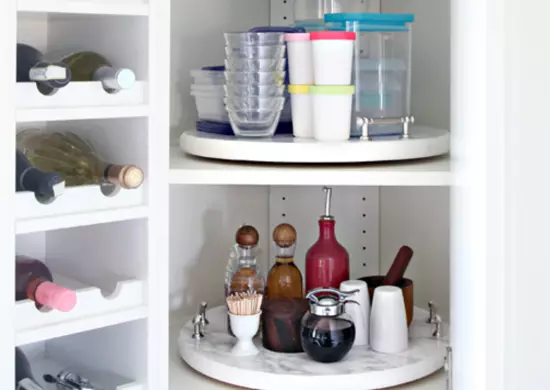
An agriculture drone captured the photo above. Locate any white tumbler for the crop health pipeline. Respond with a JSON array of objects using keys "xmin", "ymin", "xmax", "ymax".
[
  {"xmin": 340, "ymin": 280, "xmax": 369, "ymax": 347},
  {"xmin": 370, "ymin": 286, "xmax": 408, "ymax": 353}
]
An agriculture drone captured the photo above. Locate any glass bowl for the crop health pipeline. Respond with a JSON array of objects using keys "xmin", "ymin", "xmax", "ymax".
[
  {"xmin": 225, "ymin": 96, "xmax": 285, "ymax": 112},
  {"xmin": 225, "ymin": 45, "xmax": 286, "ymax": 59},
  {"xmin": 224, "ymin": 32, "xmax": 285, "ymax": 47},
  {"xmin": 224, "ymin": 71, "xmax": 285, "ymax": 86},
  {"xmin": 224, "ymin": 84, "xmax": 285, "ymax": 98},
  {"xmin": 224, "ymin": 58, "xmax": 286, "ymax": 72},
  {"xmin": 227, "ymin": 107, "xmax": 284, "ymax": 138}
]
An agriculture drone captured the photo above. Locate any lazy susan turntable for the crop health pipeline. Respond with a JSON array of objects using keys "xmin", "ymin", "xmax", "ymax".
[{"xmin": 178, "ymin": 306, "xmax": 448, "ymax": 390}]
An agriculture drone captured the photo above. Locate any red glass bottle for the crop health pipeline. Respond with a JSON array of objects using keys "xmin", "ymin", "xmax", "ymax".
[{"xmin": 305, "ymin": 188, "xmax": 349, "ymax": 292}]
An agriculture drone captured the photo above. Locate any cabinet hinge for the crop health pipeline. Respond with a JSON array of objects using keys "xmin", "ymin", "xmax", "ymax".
[{"xmin": 444, "ymin": 346, "xmax": 453, "ymax": 390}]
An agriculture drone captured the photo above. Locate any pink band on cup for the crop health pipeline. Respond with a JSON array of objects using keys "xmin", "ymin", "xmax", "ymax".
[{"xmin": 284, "ymin": 33, "xmax": 311, "ymax": 42}]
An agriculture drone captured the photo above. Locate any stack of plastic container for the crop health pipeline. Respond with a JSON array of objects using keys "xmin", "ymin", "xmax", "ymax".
[
  {"xmin": 286, "ymin": 31, "xmax": 356, "ymax": 141},
  {"xmin": 223, "ymin": 33, "xmax": 287, "ymax": 137},
  {"xmin": 190, "ymin": 66, "xmax": 228, "ymax": 124}
]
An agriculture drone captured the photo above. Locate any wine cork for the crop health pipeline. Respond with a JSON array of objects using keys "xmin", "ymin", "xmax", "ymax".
[
  {"xmin": 273, "ymin": 223, "xmax": 297, "ymax": 248},
  {"xmin": 107, "ymin": 164, "xmax": 144, "ymax": 189},
  {"xmin": 236, "ymin": 225, "xmax": 259, "ymax": 247}
]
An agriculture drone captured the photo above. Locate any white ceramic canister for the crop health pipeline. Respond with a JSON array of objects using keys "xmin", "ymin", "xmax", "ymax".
[
  {"xmin": 310, "ymin": 31, "xmax": 356, "ymax": 85},
  {"xmin": 310, "ymin": 85, "xmax": 355, "ymax": 141},
  {"xmin": 289, "ymin": 84, "xmax": 313, "ymax": 138},
  {"xmin": 284, "ymin": 33, "xmax": 313, "ymax": 85}
]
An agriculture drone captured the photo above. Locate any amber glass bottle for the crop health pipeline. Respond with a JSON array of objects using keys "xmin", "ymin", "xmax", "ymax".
[{"xmin": 266, "ymin": 223, "xmax": 303, "ymax": 300}]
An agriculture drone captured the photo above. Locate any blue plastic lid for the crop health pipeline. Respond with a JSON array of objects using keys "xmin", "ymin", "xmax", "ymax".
[{"xmin": 325, "ymin": 13, "xmax": 415, "ymax": 25}]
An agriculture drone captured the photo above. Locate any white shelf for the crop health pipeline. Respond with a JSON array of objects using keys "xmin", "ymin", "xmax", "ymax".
[
  {"xmin": 16, "ymin": 185, "xmax": 145, "ymax": 220},
  {"xmin": 17, "ymin": 105, "xmax": 149, "ymax": 123},
  {"xmin": 16, "ymin": 273, "xmax": 145, "ymax": 345},
  {"xmin": 17, "ymin": 0, "xmax": 149, "ymax": 16},
  {"xmin": 170, "ymin": 146, "xmax": 451, "ymax": 186},
  {"xmin": 16, "ymin": 81, "xmax": 148, "ymax": 110},
  {"xmin": 16, "ymin": 205, "xmax": 149, "ymax": 234},
  {"xmin": 30, "ymin": 354, "xmax": 143, "ymax": 390}
]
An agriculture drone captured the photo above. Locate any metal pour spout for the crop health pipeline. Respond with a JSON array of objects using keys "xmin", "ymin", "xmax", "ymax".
[{"xmin": 323, "ymin": 187, "xmax": 333, "ymax": 218}]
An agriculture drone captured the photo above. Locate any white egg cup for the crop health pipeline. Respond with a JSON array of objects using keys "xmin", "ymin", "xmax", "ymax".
[{"xmin": 228, "ymin": 311, "xmax": 261, "ymax": 357}]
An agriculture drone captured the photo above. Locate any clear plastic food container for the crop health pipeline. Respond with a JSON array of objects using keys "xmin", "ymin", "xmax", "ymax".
[
  {"xmin": 325, "ymin": 13, "xmax": 414, "ymax": 136},
  {"xmin": 191, "ymin": 68, "xmax": 225, "ymax": 85},
  {"xmin": 294, "ymin": 0, "xmax": 370, "ymax": 31}
]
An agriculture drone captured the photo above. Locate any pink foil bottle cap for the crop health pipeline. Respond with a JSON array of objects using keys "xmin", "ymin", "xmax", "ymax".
[{"xmin": 35, "ymin": 281, "xmax": 77, "ymax": 312}]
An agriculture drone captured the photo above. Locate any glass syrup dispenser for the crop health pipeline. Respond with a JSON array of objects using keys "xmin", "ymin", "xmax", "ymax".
[
  {"xmin": 301, "ymin": 287, "xmax": 358, "ymax": 363},
  {"xmin": 305, "ymin": 187, "xmax": 350, "ymax": 292}
]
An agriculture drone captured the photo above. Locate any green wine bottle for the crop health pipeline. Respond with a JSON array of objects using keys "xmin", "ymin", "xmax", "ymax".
[
  {"xmin": 17, "ymin": 130, "xmax": 144, "ymax": 189},
  {"xmin": 59, "ymin": 51, "xmax": 135, "ymax": 92}
]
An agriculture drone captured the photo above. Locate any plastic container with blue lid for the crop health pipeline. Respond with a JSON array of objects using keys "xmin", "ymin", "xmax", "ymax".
[
  {"xmin": 325, "ymin": 13, "xmax": 415, "ymax": 137},
  {"xmin": 293, "ymin": 0, "xmax": 370, "ymax": 32}
]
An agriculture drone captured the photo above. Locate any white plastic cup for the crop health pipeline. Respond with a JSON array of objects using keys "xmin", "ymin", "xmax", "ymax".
[
  {"xmin": 289, "ymin": 84, "xmax": 313, "ymax": 138},
  {"xmin": 310, "ymin": 85, "xmax": 355, "ymax": 141},
  {"xmin": 370, "ymin": 286, "xmax": 408, "ymax": 354},
  {"xmin": 285, "ymin": 33, "xmax": 313, "ymax": 85},
  {"xmin": 310, "ymin": 31, "xmax": 356, "ymax": 85},
  {"xmin": 340, "ymin": 280, "xmax": 369, "ymax": 347}
]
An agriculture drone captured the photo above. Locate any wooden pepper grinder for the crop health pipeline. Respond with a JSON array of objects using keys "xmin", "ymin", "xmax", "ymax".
[{"xmin": 266, "ymin": 223, "xmax": 303, "ymax": 300}]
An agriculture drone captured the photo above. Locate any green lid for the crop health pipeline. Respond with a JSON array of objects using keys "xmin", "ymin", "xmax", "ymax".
[{"xmin": 309, "ymin": 85, "xmax": 355, "ymax": 95}]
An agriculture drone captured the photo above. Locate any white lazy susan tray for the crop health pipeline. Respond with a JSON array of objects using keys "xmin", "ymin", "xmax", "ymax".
[
  {"xmin": 180, "ymin": 126, "xmax": 449, "ymax": 164},
  {"xmin": 178, "ymin": 306, "xmax": 448, "ymax": 390}
]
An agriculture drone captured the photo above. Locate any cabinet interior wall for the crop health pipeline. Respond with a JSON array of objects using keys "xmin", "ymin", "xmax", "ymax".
[{"xmin": 169, "ymin": 185, "xmax": 450, "ymax": 323}]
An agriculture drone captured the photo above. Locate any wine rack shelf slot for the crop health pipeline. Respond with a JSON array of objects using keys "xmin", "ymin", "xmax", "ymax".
[
  {"xmin": 17, "ymin": 0, "xmax": 149, "ymax": 16},
  {"xmin": 17, "ymin": 105, "xmax": 149, "ymax": 123},
  {"xmin": 17, "ymin": 305, "xmax": 148, "ymax": 345},
  {"xmin": 16, "ymin": 273, "xmax": 145, "ymax": 338},
  {"xmin": 28, "ymin": 353, "xmax": 143, "ymax": 390},
  {"xmin": 17, "ymin": 185, "xmax": 144, "ymax": 220},
  {"xmin": 16, "ymin": 205, "xmax": 149, "ymax": 235},
  {"xmin": 17, "ymin": 81, "xmax": 148, "ymax": 109}
]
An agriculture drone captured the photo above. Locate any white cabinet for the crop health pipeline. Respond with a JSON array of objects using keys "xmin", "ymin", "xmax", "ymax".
[{"xmin": 1, "ymin": 0, "xmax": 169, "ymax": 388}]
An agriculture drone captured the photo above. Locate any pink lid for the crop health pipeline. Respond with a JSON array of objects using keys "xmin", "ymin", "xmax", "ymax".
[
  {"xmin": 284, "ymin": 33, "xmax": 310, "ymax": 42},
  {"xmin": 310, "ymin": 31, "xmax": 356, "ymax": 41},
  {"xmin": 35, "ymin": 281, "xmax": 77, "ymax": 312}
]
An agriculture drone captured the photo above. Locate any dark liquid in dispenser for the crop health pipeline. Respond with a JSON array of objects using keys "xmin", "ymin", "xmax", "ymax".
[{"xmin": 301, "ymin": 317, "xmax": 355, "ymax": 363}]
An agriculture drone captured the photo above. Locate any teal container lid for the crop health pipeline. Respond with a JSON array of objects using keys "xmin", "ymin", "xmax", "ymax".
[{"xmin": 325, "ymin": 13, "xmax": 414, "ymax": 32}]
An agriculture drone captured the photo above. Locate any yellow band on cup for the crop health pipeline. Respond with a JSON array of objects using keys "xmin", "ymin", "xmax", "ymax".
[{"xmin": 288, "ymin": 85, "xmax": 311, "ymax": 94}]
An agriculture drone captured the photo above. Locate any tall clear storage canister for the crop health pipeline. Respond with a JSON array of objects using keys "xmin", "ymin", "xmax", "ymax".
[
  {"xmin": 293, "ymin": 0, "xmax": 370, "ymax": 31},
  {"xmin": 325, "ymin": 14, "xmax": 414, "ymax": 137}
]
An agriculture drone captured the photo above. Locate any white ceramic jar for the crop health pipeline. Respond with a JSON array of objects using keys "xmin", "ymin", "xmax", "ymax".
[
  {"xmin": 285, "ymin": 33, "xmax": 313, "ymax": 85},
  {"xmin": 310, "ymin": 31, "xmax": 355, "ymax": 85},
  {"xmin": 310, "ymin": 85, "xmax": 355, "ymax": 141},
  {"xmin": 289, "ymin": 84, "xmax": 313, "ymax": 138}
]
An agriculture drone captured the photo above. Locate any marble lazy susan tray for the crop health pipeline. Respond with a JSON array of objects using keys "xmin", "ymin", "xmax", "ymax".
[{"xmin": 178, "ymin": 306, "xmax": 448, "ymax": 390}]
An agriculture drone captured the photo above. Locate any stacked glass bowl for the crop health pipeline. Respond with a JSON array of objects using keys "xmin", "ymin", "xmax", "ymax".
[{"xmin": 224, "ymin": 32, "xmax": 287, "ymax": 137}]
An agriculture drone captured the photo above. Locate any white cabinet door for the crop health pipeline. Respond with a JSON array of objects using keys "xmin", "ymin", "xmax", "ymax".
[{"xmin": 451, "ymin": 0, "xmax": 550, "ymax": 388}]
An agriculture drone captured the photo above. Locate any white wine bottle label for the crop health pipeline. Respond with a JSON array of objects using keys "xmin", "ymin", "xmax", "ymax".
[
  {"xmin": 17, "ymin": 378, "xmax": 43, "ymax": 390},
  {"xmin": 29, "ymin": 65, "xmax": 67, "ymax": 81},
  {"xmin": 94, "ymin": 66, "xmax": 136, "ymax": 91}
]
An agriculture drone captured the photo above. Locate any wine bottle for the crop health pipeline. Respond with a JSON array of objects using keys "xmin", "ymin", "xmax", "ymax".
[
  {"xmin": 56, "ymin": 51, "xmax": 136, "ymax": 91},
  {"xmin": 17, "ymin": 43, "xmax": 71, "ymax": 90},
  {"xmin": 16, "ymin": 348, "xmax": 43, "ymax": 390},
  {"xmin": 16, "ymin": 150, "xmax": 65, "ymax": 201},
  {"xmin": 16, "ymin": 255, "xmax": 77, "ymax": 312},
  {"xmin": 17, "ymin": 130, "xmax": 144, "ymax": 189}
]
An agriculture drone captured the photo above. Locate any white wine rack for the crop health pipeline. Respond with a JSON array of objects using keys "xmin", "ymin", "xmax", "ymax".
[{"xmin": 1, "ymin": 0, "xmax": 169, "ymax": 388}]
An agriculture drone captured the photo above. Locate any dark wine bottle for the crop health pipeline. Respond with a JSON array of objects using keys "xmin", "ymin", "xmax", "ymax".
[
  {"xmin": 15, "ymin": 348, "xmax": 43, "ymax": 390},
  {"xmin": 17, "ymin": 43, "xmax": 71, "ymax": 91},
  {"xmin": 16, "ymin": 150, "xmax": 65, "ymax": 202}
]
